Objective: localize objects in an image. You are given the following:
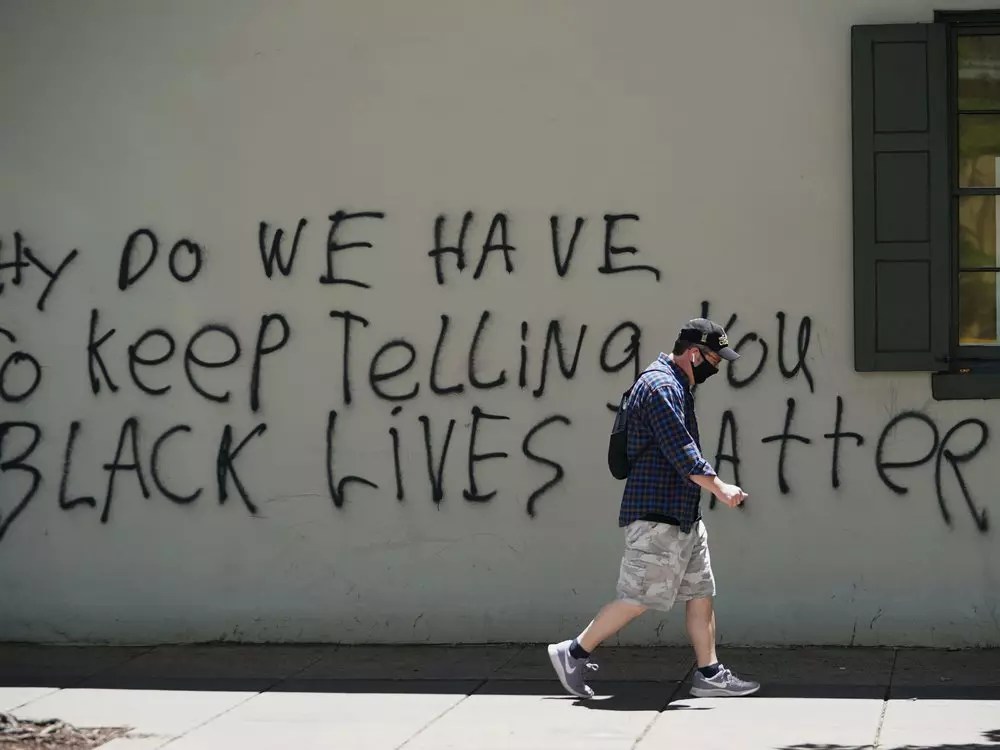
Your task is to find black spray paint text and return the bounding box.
[0,215,993,547]
[256,211,663,287]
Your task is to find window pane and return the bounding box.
[959,195,1000,268]
[958,115,1000,186]
[958,35,1000,110]
[959,271,1000,345]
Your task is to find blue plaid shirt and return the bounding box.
[617,354,716,532]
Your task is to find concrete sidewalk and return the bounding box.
[1,644,999,749]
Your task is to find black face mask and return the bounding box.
[692,354,718,384]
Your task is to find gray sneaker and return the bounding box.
[689,664,760,697]
[546,640,599,699]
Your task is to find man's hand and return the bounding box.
[714,482,748,508]
[688,474,749,508]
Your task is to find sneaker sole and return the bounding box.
[546,644,593,699]
[689,684,760,698]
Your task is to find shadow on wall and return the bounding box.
[781,729,1000,750]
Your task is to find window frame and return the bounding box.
[931,9,1000,398]
[941,10,1000,366]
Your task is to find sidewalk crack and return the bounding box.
[157,646,339,749]
[630,663,694,749]
[393,678,488,750]
[872,648,899,749]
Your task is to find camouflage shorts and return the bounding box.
[615,519,716,611]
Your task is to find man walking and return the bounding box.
[547,318,760,699]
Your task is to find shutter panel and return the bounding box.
[851,23,950,371]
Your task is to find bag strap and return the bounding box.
[625,365,671,462]
[633,366,669,386]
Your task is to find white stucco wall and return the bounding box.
[1,0,999,647]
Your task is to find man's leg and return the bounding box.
[685,594,718,668]
[577,600,647,653]
[679,521,760,697]
[547,600,645,699]
[548,520,680,699]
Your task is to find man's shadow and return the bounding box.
[559,680,712,713]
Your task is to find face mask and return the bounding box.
[692,351,718,384]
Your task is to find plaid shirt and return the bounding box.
[617,354,716,532]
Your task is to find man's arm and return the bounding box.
[643,382,713,477]
[688,473,746,507]
[644,384,747,507]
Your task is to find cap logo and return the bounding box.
[701,333,708,343]
[718,332,728,347]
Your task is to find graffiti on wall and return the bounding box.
[0,212,991,546]
[697,300,989,532]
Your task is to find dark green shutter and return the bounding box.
[851,23,950,371]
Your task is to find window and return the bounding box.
[955,33,1000,347]
[851,10,1000,398]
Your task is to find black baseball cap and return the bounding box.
[678,318,739,361]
